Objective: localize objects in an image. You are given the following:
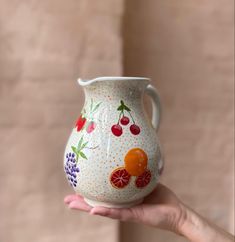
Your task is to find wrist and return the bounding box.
[178,205,234,242]
[178,205,205,240]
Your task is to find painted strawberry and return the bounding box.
[75,115,86,132]
[86,121,96,133]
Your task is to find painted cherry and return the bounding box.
[130,124,140,135]
[76,115,86,132]
[86,121,96,133]
[111,124,123,136]
[120,116,130,125]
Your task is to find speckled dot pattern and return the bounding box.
[64,78,163,206]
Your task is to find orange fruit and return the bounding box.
[110,167,131,189]
[124,148,148,176]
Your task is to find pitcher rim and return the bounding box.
[78,76,151,86]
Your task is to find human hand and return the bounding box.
[64,183,187,234]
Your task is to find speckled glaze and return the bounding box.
[64,77,163,208]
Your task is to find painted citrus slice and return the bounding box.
[135,169,151,188]
[110,167,131,189]
[124,148,148,176]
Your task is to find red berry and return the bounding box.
[75,115,86,131]
[120,116,130,125]
[130,124,140,135]
[86,121,96,133]
[111,124,123,136]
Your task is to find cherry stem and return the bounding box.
[127,111,135,124]
[117,110,123,124]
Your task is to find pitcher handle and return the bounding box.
[145,84,161,131]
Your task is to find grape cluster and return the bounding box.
[64,152,80,187]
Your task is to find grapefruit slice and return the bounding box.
[135,169,151,188]
[110,167,131,189]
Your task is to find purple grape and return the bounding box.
[64,152,80,187]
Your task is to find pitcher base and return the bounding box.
[84,198,144,208]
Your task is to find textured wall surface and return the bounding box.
[121,0,234,241]
[0,0,123,242]
[0,0,234,242]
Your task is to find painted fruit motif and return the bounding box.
[135,169,151,188]
[86,121,96,134]
[111,100,141,137]
[110,167,131,189]
[120,116,130,125]
[75,99,101,134]
[76,115,86,132]
[109,148,152,189]
[111,124,123,137]
[64,152,80,187]
[130,124,140,135]
[124,148,148,176]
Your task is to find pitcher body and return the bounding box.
[64,77,163,208]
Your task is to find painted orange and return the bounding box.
[124,148,148,176]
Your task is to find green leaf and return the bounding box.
[79,151,87,160]
[123,105,131,111]
[77,136,83,150]
[71,146,77,154]
[92,102,101,113]
[81,141,88,149]
[117,106,123,111]
[120,100,124,105]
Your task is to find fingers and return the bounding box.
[64,195,139,223]
[64,194,83,204]
[69,199,92,212]
[90,206,135,222]
[64,194,92,212]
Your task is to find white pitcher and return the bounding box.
[64,77,163,208]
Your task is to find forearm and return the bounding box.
[179,205,234,242]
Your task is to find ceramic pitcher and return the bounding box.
[64,77,163,208]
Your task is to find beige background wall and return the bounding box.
[121,0,234,241]
[0,0,234,242]
[0,0,123,242]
